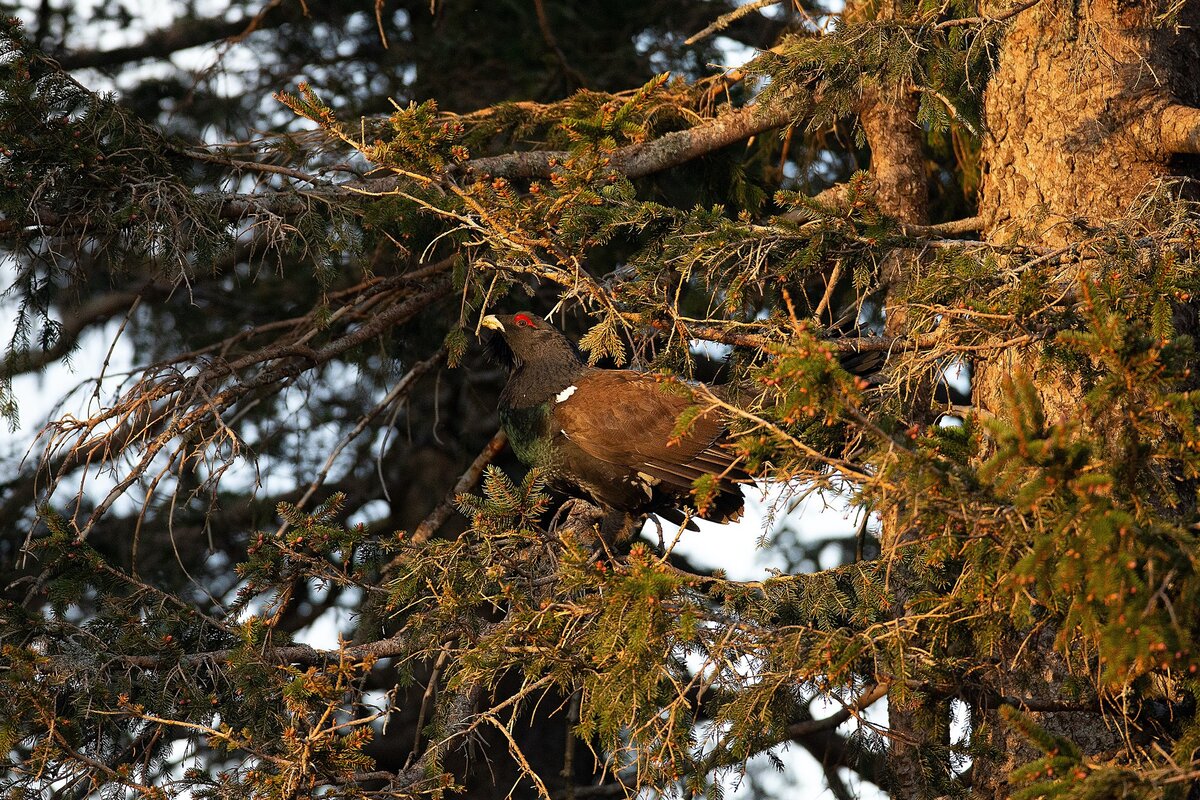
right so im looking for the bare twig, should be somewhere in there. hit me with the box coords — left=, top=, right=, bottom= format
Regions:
left=408, top=428, right=510, bottom=546
left=788, top=682, right=890, bottom=738
left=181, top=146, right=327, bottom=185
left=60, top=277, right=454, bottom=540
left=277, top=346, right=448, bottom=537
left=685, top=0, right=784, bottom=46
left=533, top=0, right=587, bottom=87
left=934, top=0, right=1043, bottom=29
left=812, top=260, right=844, bottom=325
left=911, top=86, right=979, bottom=136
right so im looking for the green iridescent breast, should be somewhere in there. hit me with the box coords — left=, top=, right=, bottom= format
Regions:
left=500, top=403, right=557, bottom=469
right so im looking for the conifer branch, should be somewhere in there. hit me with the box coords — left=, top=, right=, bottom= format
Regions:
left=0, top=185, right=365, bottom=239
left=690, top=383, right=876, bottom=483
left=0, top=284, right=166, bottom=380
left=911, top=86, right=979, bottom=136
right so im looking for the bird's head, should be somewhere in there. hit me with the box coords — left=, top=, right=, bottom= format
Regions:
left=480, top=312, right=582, bottom=370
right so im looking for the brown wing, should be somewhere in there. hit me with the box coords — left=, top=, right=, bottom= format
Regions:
left=553, top=370, right=746, bottom=496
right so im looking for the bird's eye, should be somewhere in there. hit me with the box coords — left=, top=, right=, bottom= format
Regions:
left=513, top=313, right=535, bottom=328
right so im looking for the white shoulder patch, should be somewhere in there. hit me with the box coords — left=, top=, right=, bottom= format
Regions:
left=555, top=385, right=578, bottom=403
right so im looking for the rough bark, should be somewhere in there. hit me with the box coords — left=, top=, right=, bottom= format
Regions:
left=975, top=0, right=1200, bottom=419
left=460, top=99, right=795, bottom=180
left=971, top=3, right=1200, bottom=797
left=843, top=0, right=930, bottom=228
left=978, top=0, right=1200, bottom=247
left=860, top=84, right=929, bottom=226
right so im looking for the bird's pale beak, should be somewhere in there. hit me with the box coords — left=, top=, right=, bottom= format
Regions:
left=480, top=315, right=504, bottom=332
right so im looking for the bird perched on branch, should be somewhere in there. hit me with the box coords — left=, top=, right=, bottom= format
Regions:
left=481, top=312, right=746, bottom=527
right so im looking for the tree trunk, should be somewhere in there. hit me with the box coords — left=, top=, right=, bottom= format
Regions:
left=970, top=3, right=1200, bottom=797
left=978, top=0, right=1200, bottom=248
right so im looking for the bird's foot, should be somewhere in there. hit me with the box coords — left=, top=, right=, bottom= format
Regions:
left=549, top=498, right=605, bottom=545
left=549, top=500, right=633, bottom=553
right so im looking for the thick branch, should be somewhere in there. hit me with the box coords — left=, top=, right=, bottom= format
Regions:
left=791, top=720, right=890, bottom=791
left=115, top=632, right=411, bottom=669
left=787, top=682, right=890, bottom=739
left=682, top=323, right=1019, bottom=355
left=457, top=99, right=794, bottom=181
left=785, top=684, right=892, bottom=790
left=841, top=0, right=928, bottom=227
left=898, top=216, right=983, bottom=238
left=857, top=81, right=928, bottom=225
left=1159, top=104, right=1200, bottom=155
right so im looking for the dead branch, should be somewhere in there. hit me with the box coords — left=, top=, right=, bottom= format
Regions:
left=47, top=276, right=454, bottom=540
left=112, top=631, right=413, bottom=670
left=685, top=0, right=784, bottom=46
left=532, top=0, right=587, bottom=88
left=180, top=146, right=327, bottom=185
